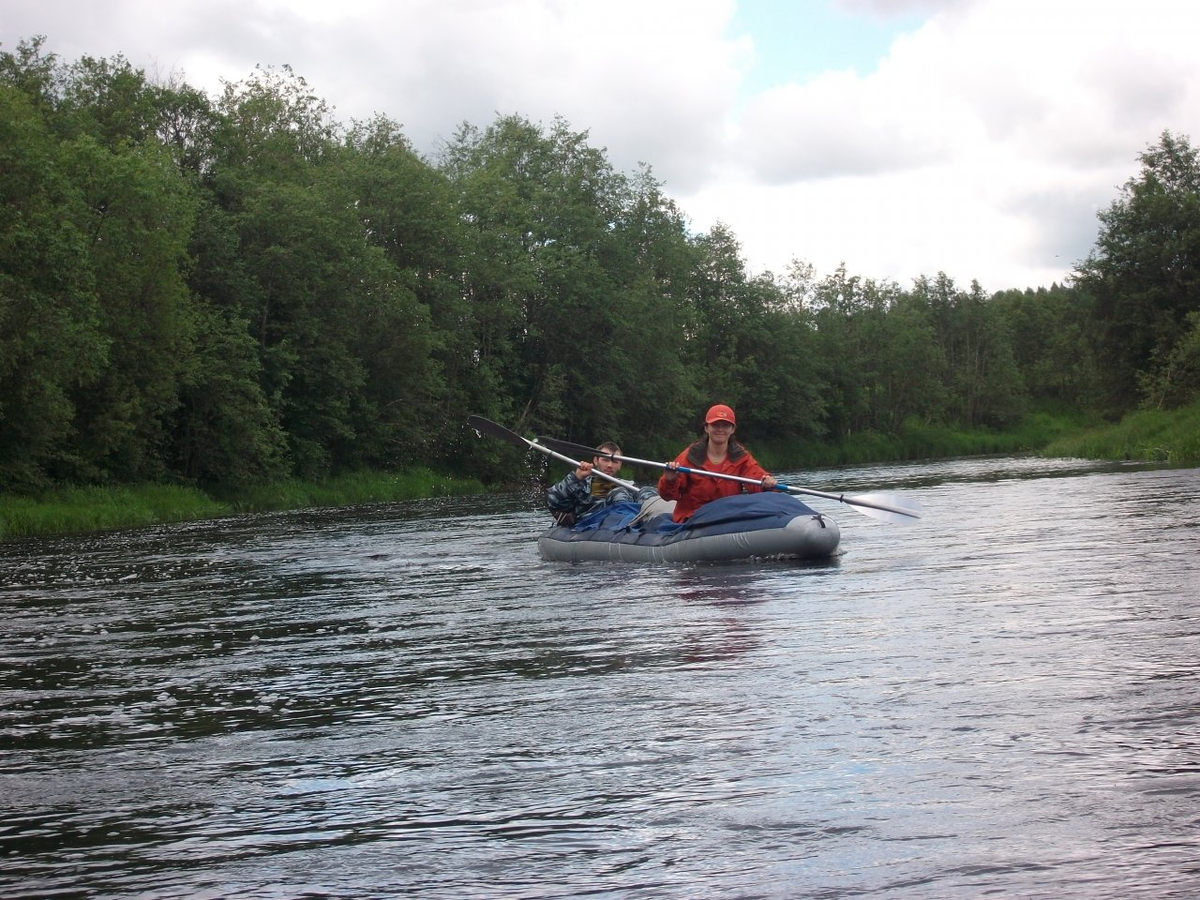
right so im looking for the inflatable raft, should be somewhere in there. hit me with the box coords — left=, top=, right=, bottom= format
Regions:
left=537, top=492, right=841, bottom=564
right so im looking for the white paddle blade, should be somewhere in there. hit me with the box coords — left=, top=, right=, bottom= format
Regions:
left=847, top=492, right=924, bottom=523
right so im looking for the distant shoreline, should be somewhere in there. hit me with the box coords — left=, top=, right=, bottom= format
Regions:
left=4, top=403, right=1197, bottom=543
left=0, top=469, right=486, bottom=542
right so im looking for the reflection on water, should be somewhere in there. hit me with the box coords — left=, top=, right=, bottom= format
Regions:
left=2, top=457, right=1199, bottom=898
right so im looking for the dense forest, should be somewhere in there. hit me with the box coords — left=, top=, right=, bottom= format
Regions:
left=2, top=36, right=1199, bottom=496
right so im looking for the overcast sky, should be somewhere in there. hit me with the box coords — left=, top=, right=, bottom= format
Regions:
left=5, top=0, right=1199, bottom=292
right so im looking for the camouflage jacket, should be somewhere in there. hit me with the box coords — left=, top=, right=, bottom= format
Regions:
left=545, top=472, right=657, bottom=526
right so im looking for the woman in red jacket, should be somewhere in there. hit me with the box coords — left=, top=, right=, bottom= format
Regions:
left=657, top=404, right=778, bottom=522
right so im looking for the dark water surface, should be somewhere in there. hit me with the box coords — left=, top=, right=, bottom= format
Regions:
left=2, top=456, right=1199, bottom=899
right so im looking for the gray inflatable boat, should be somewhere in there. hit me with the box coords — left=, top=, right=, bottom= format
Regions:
left=537, top=492, right=841, bottom=564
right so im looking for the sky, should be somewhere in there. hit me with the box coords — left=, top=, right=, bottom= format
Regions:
left=5, top=0, right=1200, bottom=292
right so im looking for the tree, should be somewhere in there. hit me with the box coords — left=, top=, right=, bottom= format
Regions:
left=809, top=265, right=875, bottom=436
left=993, top=284, right=1092, bottom=406
left=444, top=116, right=641, bottom=440
left=55, top=53, right=163, bottom=146
left=199, top=67, right=441, bottom=478
left=873, top=290, right=946, bottom=432
left=600, top=164, right=699, bottom=449
left=1138, top=310, right=1200, bottom=409
left=2, top=42, right=204, bottom=488
left=681, top=228, right=828, bottom=441
left=1075, top=130, right=1200, bottom=412
left=341, top=116, right=472, bottom=462
left=0, top=36, right=63, bottom=110
left=57, top=132, right=198, bottom=483
left=911, top=274, right=1024, bottom=428
left=173, top=302, right=288, bottom=488
left=0, top=82, right=105, bottom=490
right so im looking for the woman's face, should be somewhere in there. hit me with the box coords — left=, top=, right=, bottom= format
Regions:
left=705, top=420, right=735, bottom=442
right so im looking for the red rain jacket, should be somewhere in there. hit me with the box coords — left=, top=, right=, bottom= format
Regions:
left=656, top=438, right=770, bottom=522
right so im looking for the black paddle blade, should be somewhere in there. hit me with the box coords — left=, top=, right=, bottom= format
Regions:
left=467, top=416, right=529, bottom=448
left=537, top=436, right=613, bottom=459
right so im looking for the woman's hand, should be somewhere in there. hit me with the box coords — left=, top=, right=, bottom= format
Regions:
left=664, top=461, right=680, bottom=482
left=762, top=474, right=777, bottom=490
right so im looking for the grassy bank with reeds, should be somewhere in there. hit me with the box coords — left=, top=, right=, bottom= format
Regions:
left=757, top=407, right=1099, bottom=470
left=1041, top=399, right=1200, bottom=465
left=758, top=402, right=1200, bottom=471
left=0, top=469, right=485, bottom=542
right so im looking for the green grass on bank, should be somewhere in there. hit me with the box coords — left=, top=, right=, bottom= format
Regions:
left=0, top=484, right=230, bottom=542
left=757, top=401, right=1200, bottom=472
left=1042, top=399, right=1200, bottom=465
left=220, top=468, right=485, bottom=514
left=0, top=468, right=485, bottom=542
left=756, top=407, right=1100, bottom=471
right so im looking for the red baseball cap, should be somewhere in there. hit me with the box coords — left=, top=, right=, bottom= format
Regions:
left=705, top=404, right=736, bottom=425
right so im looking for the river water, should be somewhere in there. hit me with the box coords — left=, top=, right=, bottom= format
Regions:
left=2, top=455, right=1198, bottom=899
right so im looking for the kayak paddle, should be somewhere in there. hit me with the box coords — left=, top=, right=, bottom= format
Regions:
left=536, top=435, right=923, bottom=524
left=467, top=416, right=639, bottom=491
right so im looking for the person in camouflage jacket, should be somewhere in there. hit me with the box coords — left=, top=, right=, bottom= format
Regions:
left=545, top=441, right=658, bottom=526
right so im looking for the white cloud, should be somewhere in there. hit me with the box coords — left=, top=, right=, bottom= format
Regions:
left=4, top=0, right=1200, bottom=291
left=691, top=0, right=1200, bottom=289
left=735, top=68, right=954, bottom=183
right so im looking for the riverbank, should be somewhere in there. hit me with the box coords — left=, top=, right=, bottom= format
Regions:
left=1040, top=400, right=1200, bottom=465
left=0, top=468, right=485, bottom=542
left=755, top=411, right=1079, bottom=470
left=4, top=402, right=1197, bottom=542
left=756, top=401, right=1200, bottom=471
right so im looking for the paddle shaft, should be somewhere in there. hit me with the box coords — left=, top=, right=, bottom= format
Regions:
left=467, top=416, right=638, bottom=491
left=654, top=457, right=912, bottom=517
